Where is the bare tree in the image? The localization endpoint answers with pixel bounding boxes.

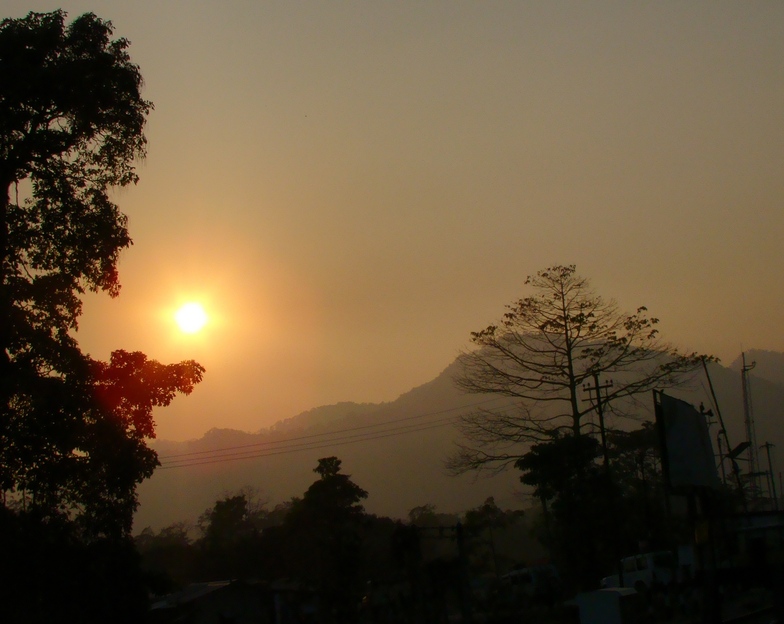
[448,265,704,474]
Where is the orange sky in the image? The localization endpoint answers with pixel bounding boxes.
[8,1,784,440]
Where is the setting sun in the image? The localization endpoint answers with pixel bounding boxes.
[175,302,208,334]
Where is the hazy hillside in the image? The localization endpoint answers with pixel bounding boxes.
[136,359,524,530]
[134,352,784,531]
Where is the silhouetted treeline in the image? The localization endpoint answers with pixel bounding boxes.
[0,422,746,624]
[136,457,544,623]
[135,406,766,624]
[134,429,712,623]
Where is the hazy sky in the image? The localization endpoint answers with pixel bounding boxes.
[7,2,784,441]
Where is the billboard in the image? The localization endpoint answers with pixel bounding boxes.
[655,392,720,491]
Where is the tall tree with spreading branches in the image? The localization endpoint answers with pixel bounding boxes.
[448,264,704,475]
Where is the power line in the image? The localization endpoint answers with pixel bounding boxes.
[158,396,507,460]
[158,400,519,469]
[159,418,458,469]
[156,396,515,470]
[160,417,453,466]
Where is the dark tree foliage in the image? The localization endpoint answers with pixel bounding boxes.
[0,6,204,534]
[284,457,369,622]
[201,495,254,550]
[295,456,369,519]
[517,425,677,591]
[0,10,203,622]
[1,507,150,624]
[516,433,616,590]
[196,491,274,580]
[517,433,603,505]
[135,522,196,592]
[605,422,676,550]
[607,422,661,497]
[0,9,150,353]
[463,496,524,578]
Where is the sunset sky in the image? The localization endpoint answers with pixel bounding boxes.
[7,1,783,441]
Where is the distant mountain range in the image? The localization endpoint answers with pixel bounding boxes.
[134,350,784,531]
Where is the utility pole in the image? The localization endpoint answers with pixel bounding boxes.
[716,429,728,486]
[583,373,613,474]
[702,356,746,507]
[584,373,623,590]
[761,442,778,511]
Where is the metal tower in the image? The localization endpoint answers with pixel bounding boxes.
[741,352,759,494]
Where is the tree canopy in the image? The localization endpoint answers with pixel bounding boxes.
[282,457,369,620]
[0,9,202,539]
[0,11,204,620]
[288,456,369,526]
[448,264,704,474]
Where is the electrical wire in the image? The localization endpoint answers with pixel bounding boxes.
[156,396,514,470]
[159,418,456,469]
[158,396,507,461]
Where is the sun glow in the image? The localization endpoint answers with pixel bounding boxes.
[175,302,208,334]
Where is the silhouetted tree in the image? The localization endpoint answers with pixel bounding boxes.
[290,456,368,524]
[606,422,675,552]
[135,522,197,591]
[448,264,705,474]
[284,457,368,622]
[0,10,203,622]
[517,433,603,511]
[408,503,459,528]
[0,8,149,376]
[517,424,674,590]
[200,495,254,549]
[515,433,615,588]
[607,421,661,495]
[197,491,274,579]
[463,497,526,576]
